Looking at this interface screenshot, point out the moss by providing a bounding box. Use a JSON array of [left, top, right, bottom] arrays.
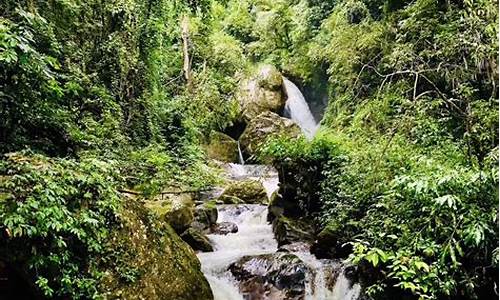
[[203, 131, 239, 162], [219, 179, 268, 204], [101, 196, 213, 299], [144, 194, 195, 233]]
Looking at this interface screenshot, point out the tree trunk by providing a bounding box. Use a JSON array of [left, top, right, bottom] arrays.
[[181, 15, 192, 90]]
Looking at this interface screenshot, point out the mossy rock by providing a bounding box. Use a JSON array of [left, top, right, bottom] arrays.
[[237, 65, 286, 122], [192, 200, 218, 231], [203, 131, 239, 162], [219, 180, 268, 204], [101, 197, 213, 300], [311, 223, 353, 259], [181, 228, 213, 252], [256, 64, 283, 90], [272, 215, 314, 247], [239, 111, 301, 157], [144, 194, 195, 233]]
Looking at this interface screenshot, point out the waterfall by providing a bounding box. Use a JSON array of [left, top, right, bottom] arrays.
[[237, 141, 245, 165], [283, 77, 319, 139]]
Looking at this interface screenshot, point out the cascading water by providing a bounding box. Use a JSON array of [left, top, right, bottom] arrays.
[[197, 164, 361, 300], [198, 204, 278, 300], [283, 78, 319, 139], [237, 141, 245, 165]]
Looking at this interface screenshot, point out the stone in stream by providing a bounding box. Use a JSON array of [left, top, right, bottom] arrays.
[[229, 252, 309, 300], [144, 193, 194, 233], [203, 131, 239, 163], [180, 228, 213, 252], [210, 221, 238, 235], [192, 200, 218, 232], [239, 111, 301, 157], [311, 225, 353, 259], [218, 179, 268, 204], [272, 215, 315, 247]]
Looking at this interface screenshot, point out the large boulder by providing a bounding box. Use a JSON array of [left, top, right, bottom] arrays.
[[203, 131, 239, 163], [239, 111, 301, 157], [180, 228, 213, 252], [218, 179, 268, 204], [103, 198, 213, 300], [144, 194, 195, 233], [229, 252, 308, 300], [237, 65, 286, 122]]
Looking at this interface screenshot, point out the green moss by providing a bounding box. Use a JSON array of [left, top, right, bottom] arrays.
[[102, 197, 213, 300], [203, 131, 239, 163]]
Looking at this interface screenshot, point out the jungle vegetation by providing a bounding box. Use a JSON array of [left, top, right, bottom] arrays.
[[0, 0, 498, 299]]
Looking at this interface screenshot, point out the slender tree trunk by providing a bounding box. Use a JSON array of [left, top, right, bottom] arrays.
[[181, 15, 192, 90]]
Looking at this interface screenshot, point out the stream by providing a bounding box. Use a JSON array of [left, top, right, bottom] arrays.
[[197, 164, 361, 300], [197, 78, 360, 299]]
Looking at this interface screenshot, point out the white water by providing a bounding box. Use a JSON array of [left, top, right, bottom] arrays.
[[283, 77, 319, 139], [198, 204, 277, 300], [197, 164, 361, 300], [237, 141, 245, 165]]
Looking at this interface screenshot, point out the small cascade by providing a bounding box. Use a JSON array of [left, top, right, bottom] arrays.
[[283, 77, 319, 139], [237, 141, 245, 165], [197, 163, 361, 300], [197, 205, 277, 300]]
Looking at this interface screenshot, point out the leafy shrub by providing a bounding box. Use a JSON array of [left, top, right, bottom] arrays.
[[0, 152, 120, 298]]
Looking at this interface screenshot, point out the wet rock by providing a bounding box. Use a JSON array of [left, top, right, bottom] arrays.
[[219, 179, 268, 204], [239, 111, 301, 157], [210, 222, 238, 235], [237, 65, 286, 122], [229, 252, 308, 300], [278, 242, 311, 253], [272, 215, 315, 247], [192, 200, 218, 232], [203, 131, 239, 163], [144, 194, 194, 233], [311, 224, 353, 259], [180, 228, 213, 252]]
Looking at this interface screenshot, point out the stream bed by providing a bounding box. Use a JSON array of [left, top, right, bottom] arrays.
[[197, 164, 361, 300]]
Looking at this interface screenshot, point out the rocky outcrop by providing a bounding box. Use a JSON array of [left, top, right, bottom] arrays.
[[102, 197, 213, 300], [180, 228, 213, 252], [218, 179, 268, 204], [239, 111, 301, 157], [211, 222, 238, 235], [203, 131, 239, 162], [237, 65, 286, 122], [144, 194, 195, 233], [229, 252, 308, 300]]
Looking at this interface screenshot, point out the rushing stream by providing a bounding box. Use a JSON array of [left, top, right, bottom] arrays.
[[197, 165, 361, 300], [197, 78, 360, 299]]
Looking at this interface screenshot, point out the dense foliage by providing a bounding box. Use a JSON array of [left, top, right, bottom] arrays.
[[0, 0, 497, 299], [0, 153, 121, 298], [250, 0, 498, 299]]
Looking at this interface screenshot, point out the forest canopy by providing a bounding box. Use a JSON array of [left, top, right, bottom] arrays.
[[0, 0, 498, 299]]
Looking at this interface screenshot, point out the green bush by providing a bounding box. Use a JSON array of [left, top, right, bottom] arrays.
[[0, 152, 120, 298]]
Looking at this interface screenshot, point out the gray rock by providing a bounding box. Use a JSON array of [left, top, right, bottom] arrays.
[[229, 252, 309, 300], [180, 228, 213, 252], [210, 222, 238, 235]]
